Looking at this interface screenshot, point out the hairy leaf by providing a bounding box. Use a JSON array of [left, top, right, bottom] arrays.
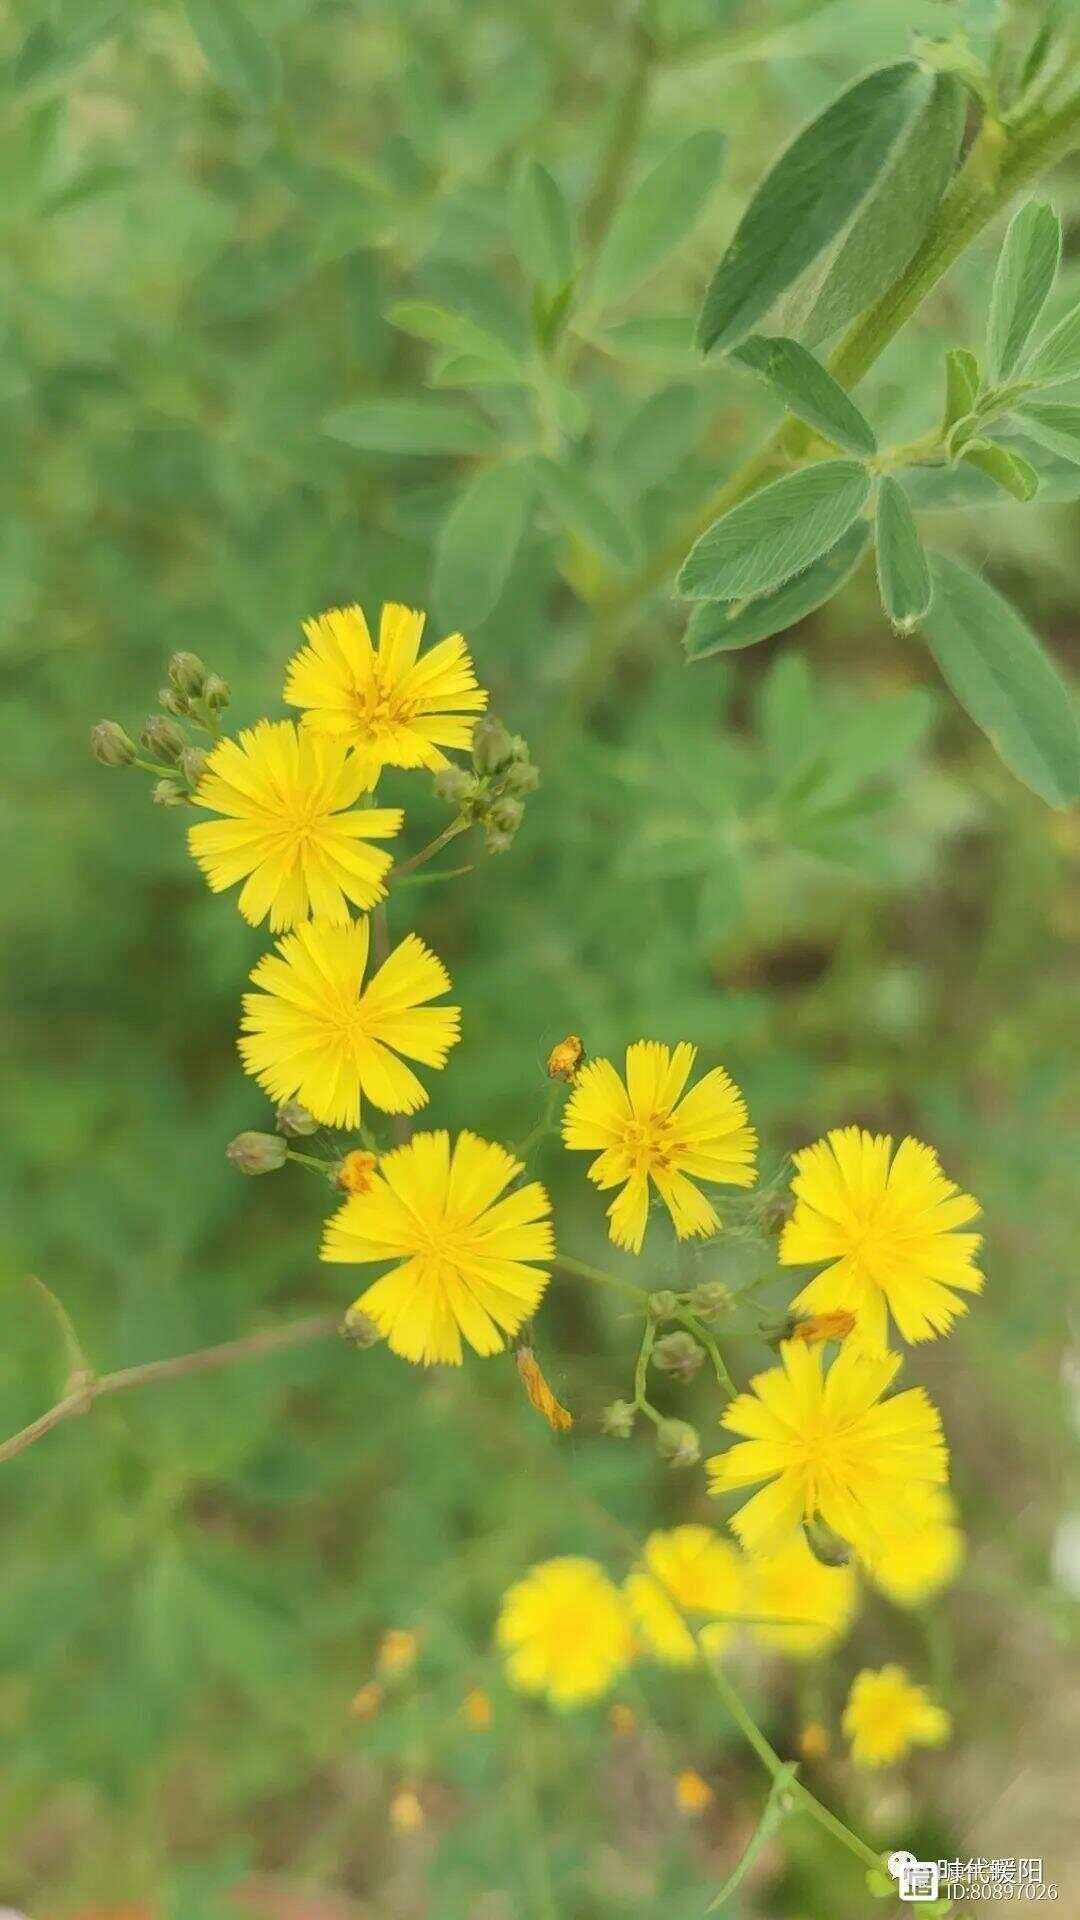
[[1014, 399, 1080, 463], [922, 555, 1080, 806], [942, 348, 980, 434], [732, 335, 876, 456], [986, 201, 1061, 384], [182, 0, 281, 106], [536, 458, 636, 567], [678, 461, 870, 601], [323, 398, 496, 455], [1024, 298, 1080, 387], [875, 475, 931, 627], [434, 461, 534, 627], [593, 131, 725, 308], [684, 521, 870, 658], [960, 441, 1040, 501]]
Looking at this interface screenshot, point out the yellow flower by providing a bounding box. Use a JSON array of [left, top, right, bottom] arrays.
[[378, 1628, 421, 1677], [562, 1041, 757, 1254], [321, 1130, 554, 1366], [338, 1149, 379, 1194], [547, 1034, 585, 1081], [868, 1489, 965, 1609], [284, 600, 487, 783], [740, 1532, 857, 1658], [239, 918, 459, 1130], [187, 719, 401, 930], [780, 1128, 983, 1353], [389, 1787, 425, 1833], [624, 1526, 744, 1666], [798, 1720, 830, 1761], [674, 1770, 714, 1813], [496, 1557, 633, 1707], [842, 1665, 951, 1768], [460, 1687, 493, 1731], [706, 1340, 948, 1564]]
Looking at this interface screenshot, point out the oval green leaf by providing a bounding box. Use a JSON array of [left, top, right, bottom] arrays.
[[731, 335, 876, 456], [182, 0, 281, 107], [942, 348, 980, 434], [875, 475, 931, 628], [922, 554, 1080, 807], [535, 457, 636, 568], [593, 131, 725, 309], [1014, 399, 1080, 463], [986, 200, 1061, 385], [433, 461, 534, 628], [684, 520, 870, 658], [696, 61, 934, 355], [678, 460, 870, 602], [511, 157, 575, 295], [322, 399, 497, 456], [1024, 298, 1080, 387], [960, 440, 1040, 502]]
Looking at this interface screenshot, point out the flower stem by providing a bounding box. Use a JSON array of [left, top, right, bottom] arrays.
[[677, 1306, 737, 1397], [393, 817, 471, 880], [632, 1319, 662, 1425], [285, 1148, 337, 1179], [551, 1254, 650, 1304]]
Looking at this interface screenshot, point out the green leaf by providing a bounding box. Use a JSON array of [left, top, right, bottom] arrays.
[[593, 131, 725, 309], [1024, 298, 1080, 387], [592, 315, 695, 363], [511, 158, 575, 295], [942, 348, 980, 433], [707, 1764, 797, 1913], [610, 386, 702, 495], [387, 301, 520, 370], [960, 440, 1040, 501], [986, 200, 1061, 384], [678, 460, 870, 602], [322, 398, 496, 456], [433, 461, 534, 627], [1015, 399, 1080, 463], [731, 335, 876, 456], [875, 474, 931, 627], [684, 520, 870, 658], [786, 73, 965, 349], [181, 0, 281, 107], [922, 554, 1080, 807], [697, 62, 938, 354], [536, 458, 636, 568]]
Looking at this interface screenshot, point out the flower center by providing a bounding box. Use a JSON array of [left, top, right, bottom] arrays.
[[351, 672, 418, 735], [621, 1112, 680, 1175]]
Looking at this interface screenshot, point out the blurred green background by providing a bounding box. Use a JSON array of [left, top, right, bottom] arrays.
[[2, 0, 1078, 1915]]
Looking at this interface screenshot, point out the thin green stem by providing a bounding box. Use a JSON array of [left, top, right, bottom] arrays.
[[581, 13, 654, 251], [633, 1318, 662, 1425], [676, 1307, 737, 1397], [285, 1148, 337, 1179], [393, 817, 471, 880], [550, 1254, 650, 1304]]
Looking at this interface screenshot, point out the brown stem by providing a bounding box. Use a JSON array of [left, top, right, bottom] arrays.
[[0, 1312, 341, 1469]]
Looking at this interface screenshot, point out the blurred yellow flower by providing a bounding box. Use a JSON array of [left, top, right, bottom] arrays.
[[562, 1041, 757, 1254], [322, 1130, 553, 1366], [798, 1720, 830, 1761], [496, 1557, 633, 1707], [706, 1340, 948, 1563], [780, 1128, 983, 1353], [389, 1787, 425, 1833], [187, 719, 401, 930], [624, 1526, 744, 1666], [868, 1488, 965, 1609], [239, 918, 459, 1130], [338, 1148, 379, 1194], [674, 1769, 714, 1813], [740, 1532, 857, 1658], [842, 1665, 951, 1768], [461, 1687, 493, 1730], [284, 600, 487, 784], [350, 1679, 383, 1720], [378, 1627, 421, 1676]]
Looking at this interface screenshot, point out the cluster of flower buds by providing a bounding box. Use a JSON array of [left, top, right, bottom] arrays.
[[90, 650, 230, 805], [432, 716, 539, 854]]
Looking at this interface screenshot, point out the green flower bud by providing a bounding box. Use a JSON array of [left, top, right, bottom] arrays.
[[501, 757, 540, 796], [651, 1330, 704, 1382], [202, 672, 230, 712], [275, 1099, 318, 1137], [488, 795, 524, 836], [341, 1305, 383, 1347], [472, 715, 515, 775], [688, 1280, 735, 1320], [655, 1417, 701, 1469], [600, 1399, 636, 1439], [140, 715, 186, 764], [648, 1289, 679, 1321], [803, 1514, 852, 1568], [179, 745, 208, 787], [432, 765, 477, 807], [168, 650, 207, 697], [226, 1130, 288, 1175], [159, 685, 189, 718], [507, 734, 529, 762], [90, 721, 136, 767], [483, 825, 515, 855], [152, 778, 188, 807]]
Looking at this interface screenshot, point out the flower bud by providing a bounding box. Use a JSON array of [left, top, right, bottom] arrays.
[[168, 650, 207, 697], [648, 1289, 679, 1321], [803, 1514, 852, 1568], [488, 796, 524, 835], [688, 1280, 735, 1320], [90, 721, 136, 767], [600, 1398, 636, 1439], [389, 1788, 424, 1834], [791, 1310, 857, 1346], [337, 1148, 378, 1195], [140, 715, 186, 763], [341, 1305, 383, 1347], [226, 1130, 288, 1175], [501, 757, 540, 796], [179, 745, 208, 787], [546, 1034, 585, 1082], [655, 1417, 701, 1468], [275, 1099, 318, 1137], [484, 825, 515, 855], [798, 1721, 830, 1762], [152, 778, 188, 807], [202, 672, 230, 712], [472, 715, 515, 775], [159, 685, 189, 718], [652, 1330, 704, 1382], [432, 765, 476, 807]]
